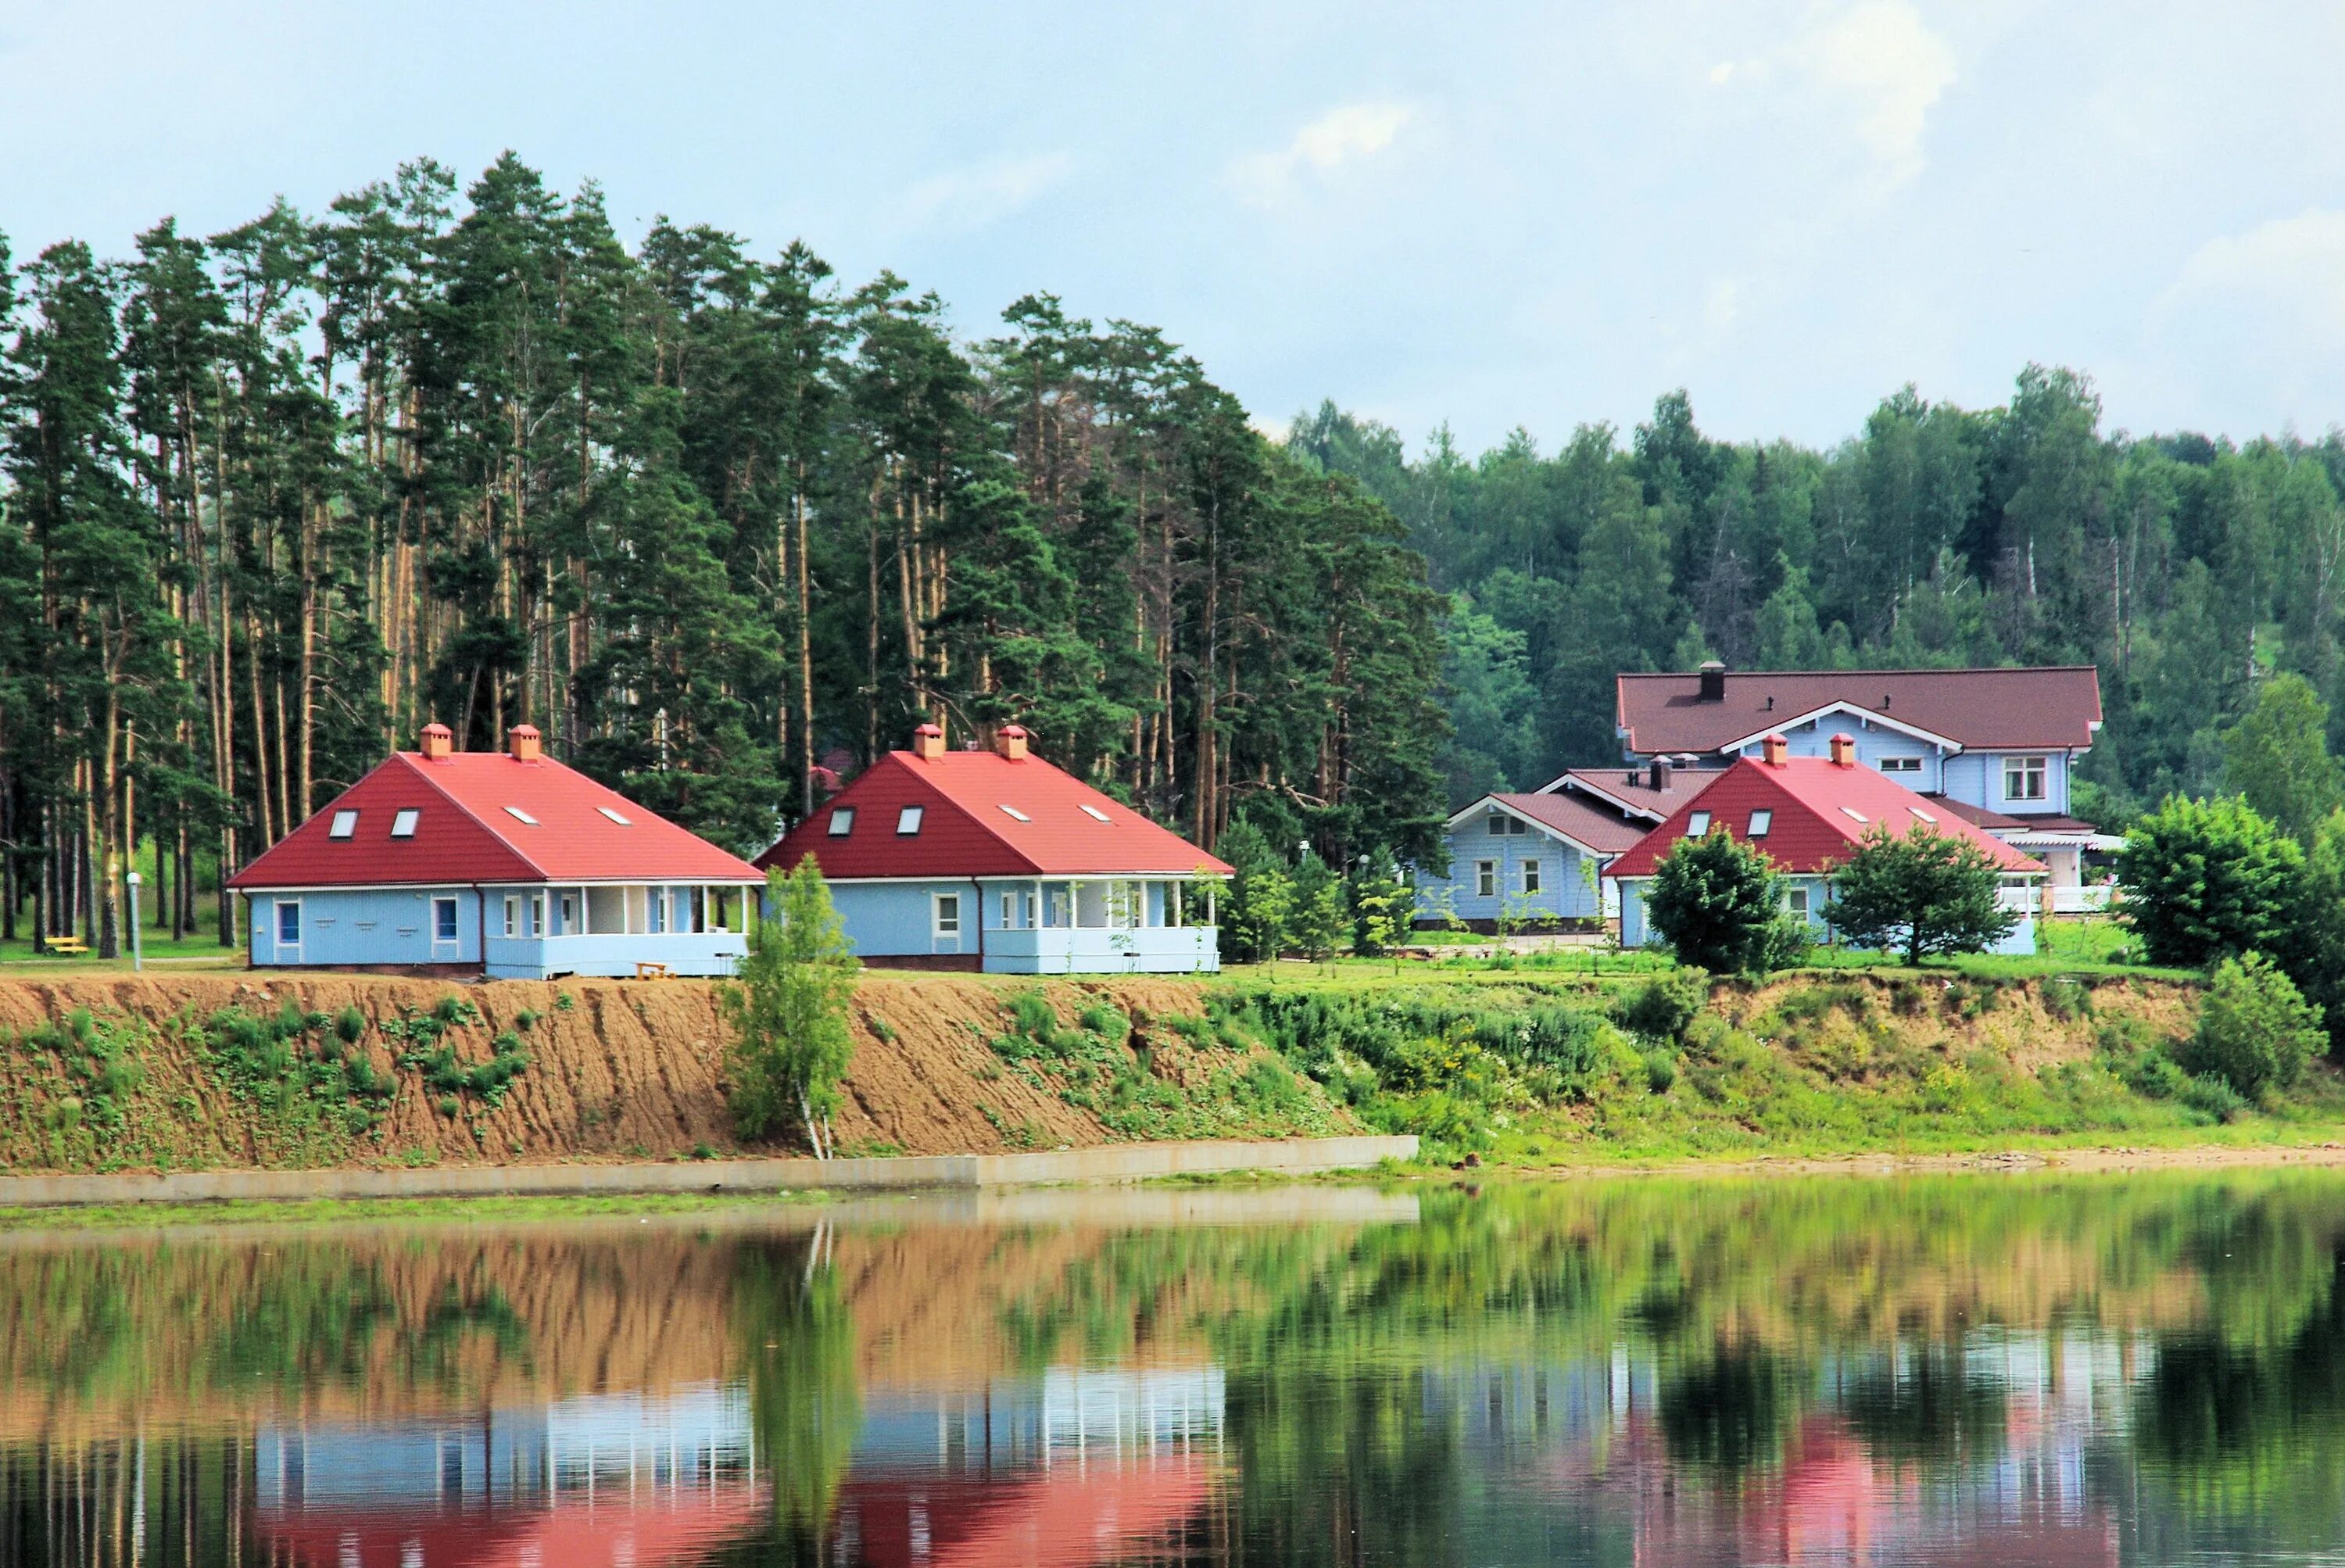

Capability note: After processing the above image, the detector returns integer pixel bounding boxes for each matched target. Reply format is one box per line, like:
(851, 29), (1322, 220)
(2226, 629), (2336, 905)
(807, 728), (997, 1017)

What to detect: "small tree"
(1290, 852), (1348, 961)
(2178, 952), (2322, 1097)
(1215, 818), (1294, 963)
(1825, 825), (2018, 965)
(2221, 674), (2343, 843)
(2117, 795), (2308, 970)
(1645, 829), (1803, 976)
(1350, 857), (1409, 965)
(2303, 811), (2345, 1055)
(721, 857), (860, 1159)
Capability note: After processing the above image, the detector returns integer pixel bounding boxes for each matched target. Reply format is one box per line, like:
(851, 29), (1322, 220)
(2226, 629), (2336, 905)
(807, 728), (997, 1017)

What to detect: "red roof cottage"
(1610, 732), (2044, 955)
(227, 724), (764, 978)
(759, 725), (1230, 972)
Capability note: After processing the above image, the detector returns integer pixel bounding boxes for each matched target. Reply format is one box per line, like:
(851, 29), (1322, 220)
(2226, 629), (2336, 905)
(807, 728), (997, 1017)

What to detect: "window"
(2005, 755), (2047, 801)
(528, 895), (544, 937)
(433, 897), (458, 943)
(1520, 861), (1542, 895)
(503, 897), (518, 938)
(391, 808), (420, 838)
(328, 809), (359, 839)
(1079, 804), (1112, 822)
(1878, 756), (1923, 775)
(1001, 891), (1015, 928)
(1840, 806), (1868, 823)
(1747, 809), (1772, 838)
(828, 807), (855, 836)
(1475, 860), (1497, 899)
(559, 893), (578, 933)
(1024, 891), (1039, 927)
(933, 893), (961, 936)
(597, 806), (632, 825)
(897, 806), (925, 836)
(1486, 810), (1525, 836)
(1786, 886), (1811, 916)
(1685, 811), (1712, 837)
(1909, 806), (1938, 825)
(275, 900), (301, 946)
(648, 889), (667, 933)
(503, 806), (539, 826)
(1000, 804), (1031, 822)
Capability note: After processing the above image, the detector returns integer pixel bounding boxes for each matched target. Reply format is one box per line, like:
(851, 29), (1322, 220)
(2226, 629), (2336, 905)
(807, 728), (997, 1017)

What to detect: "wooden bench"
(634, 961), (673, 981)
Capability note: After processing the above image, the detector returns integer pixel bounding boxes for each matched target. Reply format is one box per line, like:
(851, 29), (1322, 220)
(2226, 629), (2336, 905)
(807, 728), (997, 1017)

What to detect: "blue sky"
(6, 1), (2344, 453)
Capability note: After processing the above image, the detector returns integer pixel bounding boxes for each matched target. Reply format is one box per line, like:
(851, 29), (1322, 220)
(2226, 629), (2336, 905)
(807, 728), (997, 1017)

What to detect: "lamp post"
(124, 872), (143, 973)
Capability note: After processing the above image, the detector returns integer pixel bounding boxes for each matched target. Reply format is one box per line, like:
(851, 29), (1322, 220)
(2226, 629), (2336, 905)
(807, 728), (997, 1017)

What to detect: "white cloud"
(899, 151), (1076, 233)
(2162, 209), (2345, 338)
(1713, 2), (1956, 186)
(1228, 102), (1415, 206)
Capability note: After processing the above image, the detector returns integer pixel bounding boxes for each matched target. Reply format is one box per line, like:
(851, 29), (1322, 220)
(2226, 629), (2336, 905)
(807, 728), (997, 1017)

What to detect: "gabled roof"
(1539, 766), (1726, 823)
(226, 750), (765, 890)
(1449, 793), (1652, 857)
(758, 750), (1232, 879)
(1616, 667), (2104, 756)
(1606, 755), (2045, 879)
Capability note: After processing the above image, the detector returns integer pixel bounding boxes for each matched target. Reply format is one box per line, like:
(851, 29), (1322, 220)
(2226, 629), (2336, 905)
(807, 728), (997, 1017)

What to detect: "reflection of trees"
(1660, 1344), (1788, 1478)
(734, 1224), (861, 1563)
(1223, 1364), (1464, 1567)
(1837, 1343), (2007, 1467)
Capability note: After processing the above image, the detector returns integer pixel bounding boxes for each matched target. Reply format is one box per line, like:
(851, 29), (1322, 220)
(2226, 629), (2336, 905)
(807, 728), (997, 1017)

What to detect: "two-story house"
(1597, 663), (2115, 893)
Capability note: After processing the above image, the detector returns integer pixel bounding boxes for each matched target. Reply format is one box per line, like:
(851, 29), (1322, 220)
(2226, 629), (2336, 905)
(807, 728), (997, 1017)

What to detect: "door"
(932, 892), (963, 954)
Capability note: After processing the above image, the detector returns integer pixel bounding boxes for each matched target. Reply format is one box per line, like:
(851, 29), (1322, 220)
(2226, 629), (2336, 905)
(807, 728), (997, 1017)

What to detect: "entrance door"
(932, 892), (963, 954)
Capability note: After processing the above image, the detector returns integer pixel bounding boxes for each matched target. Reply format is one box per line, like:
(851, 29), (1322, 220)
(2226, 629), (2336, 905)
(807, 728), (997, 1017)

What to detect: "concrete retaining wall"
(0, 1134), (1417, 1209)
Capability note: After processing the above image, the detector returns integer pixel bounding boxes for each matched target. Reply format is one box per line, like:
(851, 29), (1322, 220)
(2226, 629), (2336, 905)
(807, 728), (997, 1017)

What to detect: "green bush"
(1645, 832), (1804, 975)
(1006, 990), (1058, 1040)
(1642, 1047), (1679, 1094)
(1078, 1002), (1129, 1038)
(2118, 796), (2308, 970)
(2176, 952), (2322, 1097)
(1616, 969), (1708, 1044)
(2177, 1072), (2249, 1122)
(334, 1005), (367, 1044)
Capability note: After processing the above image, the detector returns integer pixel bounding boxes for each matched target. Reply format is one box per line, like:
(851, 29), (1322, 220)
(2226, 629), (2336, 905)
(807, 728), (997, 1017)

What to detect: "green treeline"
(1291, 379), (2345, 812)
(0, 155), (1446, 956)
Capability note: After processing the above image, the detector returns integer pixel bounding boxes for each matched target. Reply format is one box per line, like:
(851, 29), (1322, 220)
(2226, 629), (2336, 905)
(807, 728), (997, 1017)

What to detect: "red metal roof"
(758, 750), (1232, 879)
(1606, 753), (2044, 879)
(227, 750), (765, 890)
(1616, 667), (2103, 755)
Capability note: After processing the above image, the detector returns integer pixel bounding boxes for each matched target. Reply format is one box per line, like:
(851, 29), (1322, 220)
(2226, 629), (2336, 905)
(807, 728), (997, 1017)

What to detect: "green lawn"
(0, 929), (244, 975)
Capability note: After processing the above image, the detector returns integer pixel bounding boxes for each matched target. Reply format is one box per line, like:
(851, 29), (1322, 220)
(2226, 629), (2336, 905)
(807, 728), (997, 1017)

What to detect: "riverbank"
(1, 961), (2337, 1184)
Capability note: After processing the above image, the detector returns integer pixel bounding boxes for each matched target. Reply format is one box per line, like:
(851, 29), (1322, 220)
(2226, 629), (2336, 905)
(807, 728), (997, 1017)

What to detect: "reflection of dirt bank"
(0, 971), (1346, 1169)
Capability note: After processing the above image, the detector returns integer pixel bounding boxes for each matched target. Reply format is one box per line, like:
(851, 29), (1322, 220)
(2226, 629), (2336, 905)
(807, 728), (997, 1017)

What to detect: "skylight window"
(828, 808), (855, 837)
(1000, 804), (1031, 822)
(1079, 804), (1112, 823)
(897, 806), (924, 835)
(1747, 809), (1771, 838)
(329, 810), (359, 839)
(390, 809), (420, 839)
(1909, 806), (1938, 825)
(598, 806), (632, 826)
(1841, 806), (1869, 824)
(503, 806), (540, 826)
(1684, 811), (1711, 837)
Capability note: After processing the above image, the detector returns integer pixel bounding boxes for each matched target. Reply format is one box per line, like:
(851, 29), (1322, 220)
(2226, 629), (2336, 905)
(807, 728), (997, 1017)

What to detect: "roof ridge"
(390, 751), (553, 881)
(870, 751), (1047, 875)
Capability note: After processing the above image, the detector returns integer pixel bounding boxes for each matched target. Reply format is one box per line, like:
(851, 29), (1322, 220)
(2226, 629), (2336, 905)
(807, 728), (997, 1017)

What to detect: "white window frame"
(1520, 860), (1542, 896)
(328, 809), (359, 839)
(1786, 886), (1811, 916)
(390, 808), (420, 839)
(1475, 860), (1497, 899)
(932, 891), (963, 951)
(503, 897), (519, 938)
(1001, 890), (1015, 928)
(432, 897), (459, 946)
(559, 892), (579, 935)
(274, 897), (303, 950)
(1878, 756), (1923, 775)
(528, 895), (545, 938)
(1686, 811), (1712, 837)
(828, 807), (855, 836)
(1748, 809), (1772, 838)
(649, 888), (667, 934)
(2004, 754), (2048, 802)
(897, 806), (925, 836)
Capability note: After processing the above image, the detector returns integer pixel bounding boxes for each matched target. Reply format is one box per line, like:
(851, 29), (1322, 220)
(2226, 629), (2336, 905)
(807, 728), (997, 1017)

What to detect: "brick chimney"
(912, 722), (947, 762)
(1697, 660), (1727, 702)
(420, 722), (453, 761)
(1648, 757), (1671, 793)
(508, 723), (542, 764)
(1829, 732), (1857, 768)
(994, 723), (1030, 762)
(1761, 732), (1788, 768)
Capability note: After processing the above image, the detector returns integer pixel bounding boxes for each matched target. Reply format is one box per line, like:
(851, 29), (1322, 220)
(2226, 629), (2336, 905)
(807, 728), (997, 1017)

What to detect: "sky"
(5, 0), (2344, 456)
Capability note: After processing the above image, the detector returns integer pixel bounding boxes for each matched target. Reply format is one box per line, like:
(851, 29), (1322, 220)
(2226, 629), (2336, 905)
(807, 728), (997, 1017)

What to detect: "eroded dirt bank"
(0, 970), (1349, 1172)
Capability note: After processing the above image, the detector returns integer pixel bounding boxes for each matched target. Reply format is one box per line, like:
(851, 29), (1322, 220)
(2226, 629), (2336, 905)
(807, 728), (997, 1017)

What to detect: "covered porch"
(981, 876), (1220, 974)
(484, 881), (757, 979)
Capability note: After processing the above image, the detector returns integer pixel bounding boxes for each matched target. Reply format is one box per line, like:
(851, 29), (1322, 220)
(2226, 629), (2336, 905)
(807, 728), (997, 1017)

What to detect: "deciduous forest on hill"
(5, 153), (2344, 954)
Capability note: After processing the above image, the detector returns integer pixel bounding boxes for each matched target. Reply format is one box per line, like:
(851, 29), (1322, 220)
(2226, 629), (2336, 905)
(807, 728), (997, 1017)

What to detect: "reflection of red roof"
(759, 751), (1231, 880)
(227, 750), (764, 890)
(260, 1487), (769, 1568)
(1617, 667), (2103, 755)
(838, 1459), (1213, 1568)
(1607, 754), (2043, 879)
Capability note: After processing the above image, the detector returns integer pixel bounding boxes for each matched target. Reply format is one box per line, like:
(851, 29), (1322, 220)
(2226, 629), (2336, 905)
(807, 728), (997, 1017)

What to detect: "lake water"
(8, 1172), (2345, 1566)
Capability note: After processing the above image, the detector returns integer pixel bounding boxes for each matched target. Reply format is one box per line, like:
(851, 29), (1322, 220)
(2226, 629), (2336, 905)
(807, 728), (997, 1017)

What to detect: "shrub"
(1006, 990), (1059, 1040)
(2176, 952), (2322, 1097)
(2118, 796), (2308, 971)
(2178, 1072), (2249, 1122)
(1079, 1002), (1129, 1038)
(2041, 977), (2093, 1021)
(1645, 832), (1805, 975)
(1616, 968), (1708, 1043)
(1825, 825), (2017, 965)
(1642, 1047), (1679, 1094)
(334, 1005), (367, 1045)
(514, 1008), (541, 1033)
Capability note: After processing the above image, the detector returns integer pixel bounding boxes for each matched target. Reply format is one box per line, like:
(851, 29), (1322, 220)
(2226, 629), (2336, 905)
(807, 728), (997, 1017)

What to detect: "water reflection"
(4, 1176), (2345, 1565)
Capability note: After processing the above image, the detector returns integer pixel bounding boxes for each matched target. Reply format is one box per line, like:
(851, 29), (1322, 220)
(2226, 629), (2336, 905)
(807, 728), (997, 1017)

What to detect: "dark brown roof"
(1616, 667), (2103, 755)
(1930, 797), (2105, 836)
(1545, 766), (1727, 823)
(1485, 793), (1653, 856)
